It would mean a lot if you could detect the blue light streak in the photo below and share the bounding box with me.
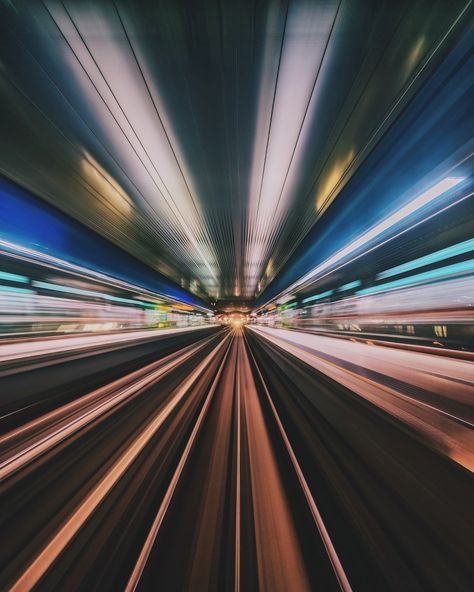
[0,285,35,294]
[32,281,153,307]
[338,280,361,291]
[0,271,29,283]
[377,238,474,279]
[302,290,333,304]
[357,258,474,296]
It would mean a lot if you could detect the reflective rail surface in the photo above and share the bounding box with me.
[1,327,472,591]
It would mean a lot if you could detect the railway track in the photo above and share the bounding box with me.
[0,327,472,591]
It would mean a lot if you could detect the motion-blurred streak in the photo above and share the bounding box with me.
[246,328,473,591]
[0,229,212,341]
[133,330,343,592]
[133,331,240,590]
[126,333,234,592]
[249,326,474,470]
[1,324,472,590]
[244,333,352,592]
[2,1,470,301]
[0,1,471,590]
[0,251,212,339]
[5,332,231,591]
[236,334,312,592]
[275,176,466,297]
[0,332,221,482]
[0,324,214,371]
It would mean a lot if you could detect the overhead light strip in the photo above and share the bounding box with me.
[265,176,465,306]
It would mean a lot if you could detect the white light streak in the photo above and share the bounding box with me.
[44,1,219,292]
[265,176,465,305]
[245,1,338,298]
[0,239,212,313]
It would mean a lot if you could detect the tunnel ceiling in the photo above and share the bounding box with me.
[0,0,470,305]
